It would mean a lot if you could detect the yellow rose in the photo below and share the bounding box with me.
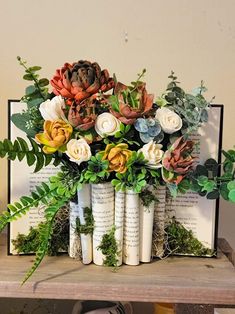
[103,143,132,174]
[35,120,73,154]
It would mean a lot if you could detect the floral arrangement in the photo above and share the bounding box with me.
[0,57,235,283]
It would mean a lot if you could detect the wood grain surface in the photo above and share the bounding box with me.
[0,234,234,304]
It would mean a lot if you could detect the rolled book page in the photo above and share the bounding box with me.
[114,191,125,266]
[69,200,82,259]
[139,189,155,262]
[123,190,140,265]
[92,182,115,265]
[152,186,166,258]
[77,184,92,264]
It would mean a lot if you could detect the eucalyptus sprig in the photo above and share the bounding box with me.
[17,56,50,103]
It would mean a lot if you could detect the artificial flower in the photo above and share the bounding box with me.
[66,138,91,165]
[155,107,182,134]
[134,117,163,143]
[68,100,96,131]
[95,112,121,138]
[109,82,153,124]
[39,96,66,121]
[35,120,73,154]
[51,60,114,103]
[162,136,195,184]
[138,140,164,169]
[102,143,132,173]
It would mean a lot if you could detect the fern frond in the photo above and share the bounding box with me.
[0,182,54,233]
[21,196,69,284]
[0,137,60,172]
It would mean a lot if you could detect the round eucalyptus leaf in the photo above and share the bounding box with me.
[207,189,220,200]
[140,132,154,143]
[148,124,161,137]
[146,118,156,127]
[228,189,235,202]
[134,118,148,133]
[154,131,164,144]
[227,180,235,191]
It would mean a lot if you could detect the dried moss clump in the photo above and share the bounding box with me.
[166,218,215,256]
[12,205,69,255]
[98,226,118,267]
[76,207,94,235]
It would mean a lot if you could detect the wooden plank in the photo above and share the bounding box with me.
[0,234,235,304]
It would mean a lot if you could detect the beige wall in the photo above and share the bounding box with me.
[0,0,234,247]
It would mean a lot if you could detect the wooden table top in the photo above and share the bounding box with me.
[0,234,234,304]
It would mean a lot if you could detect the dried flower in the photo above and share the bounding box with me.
[35,120,73,154]
[109,82,153,124]
[102,143,132,173]
[51,60,114,103]
[162,136,195,184]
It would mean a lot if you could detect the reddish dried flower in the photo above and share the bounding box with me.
[68,98,97,131]
[51,60,114,103]
[162,136,195,184]
[109,82,154,125]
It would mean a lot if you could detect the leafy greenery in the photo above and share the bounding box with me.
[97,226,119,267]
[13,57,51,137]
[0,137,59,172]
[190,148,235,202]
[22,195,69,284]
[0,182,54,233]
[112,152,147,193]
[165,72,212,135]
[84,153,110,183]
[12,206,69,255]
[76,207,94,235]
[166,218,214,256]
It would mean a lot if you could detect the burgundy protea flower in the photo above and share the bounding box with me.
[51,60,114,103]
[109,82,154,125]
[162,136,195,184]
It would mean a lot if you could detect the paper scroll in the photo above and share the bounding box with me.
[123,190,140,265]
[69,200,82,259]
[92,182,115,265]
[152,186,166,258]
[77,184,92,264]
[139,188,155,262]
[114,191,125,266]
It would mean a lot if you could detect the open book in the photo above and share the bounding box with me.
[8,101,59,254]
[153,105,223,256]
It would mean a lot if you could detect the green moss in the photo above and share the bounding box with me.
[166,218,215,256]
[12,205,69,256]
[98,226,118,267]
[76,207,94,235]
[140,188,158,207]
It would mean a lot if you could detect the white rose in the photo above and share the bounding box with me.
[155,107,182,134]
[95,112,121,137]
[66,138,91,165]
[39,95,66,121]
[138,140,164,169]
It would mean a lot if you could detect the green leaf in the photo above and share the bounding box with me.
[222,150,234,162]
[227,180,235,191]
[28,66,42,72]
[207,189,220,199]
[220,183,229,201]
[223,161,233,173]
[38,78,49,87]
[228,189,235,202]
[197,175,208,186]
[23,74,34,81]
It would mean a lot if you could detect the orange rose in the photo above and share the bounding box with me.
[35,120,73,154]
[102,143,132,174]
